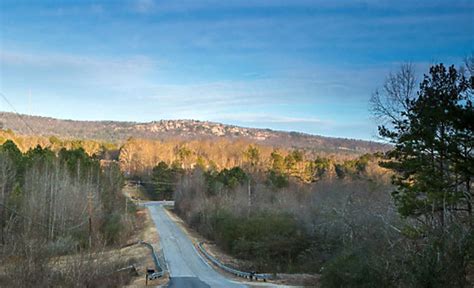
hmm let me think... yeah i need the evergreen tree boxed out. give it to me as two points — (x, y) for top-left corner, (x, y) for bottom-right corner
(244, 145), (260, 169)
(270, 150), (285, 173)
(380, 64), (473, 228)
(151, 161), (175, 200)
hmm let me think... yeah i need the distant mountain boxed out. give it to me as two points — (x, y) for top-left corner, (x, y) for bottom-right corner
(0, 112), (389, 154)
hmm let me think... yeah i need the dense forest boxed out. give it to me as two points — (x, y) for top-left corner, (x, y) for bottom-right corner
(118, 137), (377, 179)
(0, 129), (119, 158)
(0, 141), (135, 287)
(0, 127), (379, 184)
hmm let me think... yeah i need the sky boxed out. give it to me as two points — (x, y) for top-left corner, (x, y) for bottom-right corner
(0, 0), (473, 140)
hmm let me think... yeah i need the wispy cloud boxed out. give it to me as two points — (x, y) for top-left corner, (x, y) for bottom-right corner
(213, 113), (327, 125)
(0, 50), (155, 71)
(0, 50), (157, 90)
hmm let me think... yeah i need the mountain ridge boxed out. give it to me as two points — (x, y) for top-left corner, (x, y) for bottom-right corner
(0, 111), (388, 154)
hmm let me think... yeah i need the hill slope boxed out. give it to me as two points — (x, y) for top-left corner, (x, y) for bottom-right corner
(0, 112), (388, 154)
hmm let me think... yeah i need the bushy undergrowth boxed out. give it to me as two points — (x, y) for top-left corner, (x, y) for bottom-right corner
(193, 208), (309, 272)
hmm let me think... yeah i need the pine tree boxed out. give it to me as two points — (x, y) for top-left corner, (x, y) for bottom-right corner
(380, 64), (473, 229)
(151, 161), (175, 200)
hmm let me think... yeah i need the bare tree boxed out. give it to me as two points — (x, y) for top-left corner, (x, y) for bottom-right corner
(464, 53), (474, 76)
(369, 63), (418, 126)
(0, 151), (15, 245)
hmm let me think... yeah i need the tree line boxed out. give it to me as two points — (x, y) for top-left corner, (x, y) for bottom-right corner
(144, 150), (384, 200)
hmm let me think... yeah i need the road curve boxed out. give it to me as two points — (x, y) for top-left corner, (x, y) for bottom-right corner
(147, 203), (246, 288)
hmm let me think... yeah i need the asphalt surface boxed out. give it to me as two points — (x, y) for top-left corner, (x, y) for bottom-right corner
(167, 277), (210, 288)
(147, 203), (246, 288)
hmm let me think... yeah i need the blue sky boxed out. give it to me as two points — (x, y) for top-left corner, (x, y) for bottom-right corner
(0, 0), (473, 140)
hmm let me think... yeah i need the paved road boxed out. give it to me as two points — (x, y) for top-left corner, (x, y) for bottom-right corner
(167, 277), (210, 288)
(147, 203), (246, 288)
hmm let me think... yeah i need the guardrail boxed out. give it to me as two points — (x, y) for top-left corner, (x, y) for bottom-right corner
(139, 240), (167, 280)
(196, 242), (272, 281)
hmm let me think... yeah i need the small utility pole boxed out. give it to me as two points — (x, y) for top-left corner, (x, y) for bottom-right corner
(87, 191), (93, 249)
(247, 178), (251, 217)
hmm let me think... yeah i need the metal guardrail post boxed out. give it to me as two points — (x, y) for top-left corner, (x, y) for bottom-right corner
(139, 240), (166, 279)
(196, 242), (272, 281)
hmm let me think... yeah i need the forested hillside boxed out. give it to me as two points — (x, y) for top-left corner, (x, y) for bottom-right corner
(0, 112), (388, 154)
(0, 128), (384, 186)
